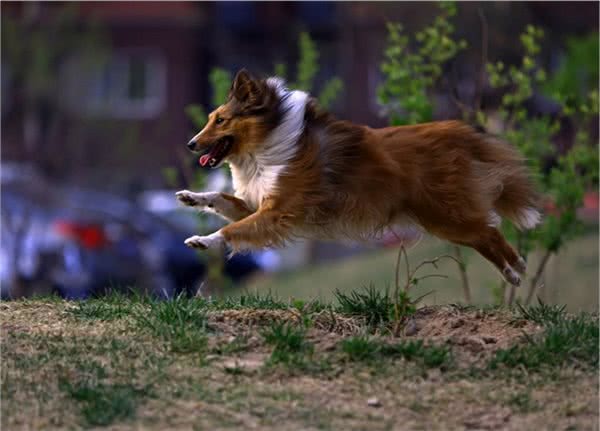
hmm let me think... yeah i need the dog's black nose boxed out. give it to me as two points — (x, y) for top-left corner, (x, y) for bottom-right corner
(187, 139), (196, 150)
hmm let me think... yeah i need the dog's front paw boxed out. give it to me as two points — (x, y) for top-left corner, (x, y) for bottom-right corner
(176, 190), (200, 207)
(184, 235), (209, 249)
(184, 232), (224, 250)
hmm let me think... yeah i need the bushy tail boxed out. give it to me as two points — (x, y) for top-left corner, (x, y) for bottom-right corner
(495, 171), (541, 230)
(475, 132), (542, 230)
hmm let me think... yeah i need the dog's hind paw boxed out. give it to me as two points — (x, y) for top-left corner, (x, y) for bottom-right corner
(502, 266), (521, 287)
(514, 256), (527, 275)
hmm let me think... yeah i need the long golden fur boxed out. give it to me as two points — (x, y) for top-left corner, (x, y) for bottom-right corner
(176, 70), (541, 286)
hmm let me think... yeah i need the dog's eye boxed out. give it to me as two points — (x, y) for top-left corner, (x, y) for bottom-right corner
(215, 117), (225, 125)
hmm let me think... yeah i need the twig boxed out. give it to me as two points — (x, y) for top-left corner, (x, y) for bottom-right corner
(525, 250), (553, 305)
(410, 254), (460, 283)
(507, 283), (517, 306)
(447, 69), (473, 119)
(394, 245), (403, 295)
(499, 281), (507, 306)
(453, 246), (472, 304)
(415, 274), (448, 282)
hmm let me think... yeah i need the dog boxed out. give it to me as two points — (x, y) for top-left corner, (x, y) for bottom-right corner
(176, 69), (541, 286)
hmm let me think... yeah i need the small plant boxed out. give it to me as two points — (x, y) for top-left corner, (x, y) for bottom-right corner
(381, 340), (452, 369)
(133, 294), (210, 353)
(516, 298), (567, 326)
(506, 390), (539, 413)
(341, 337), (452, 369)
(68, 290), (142, 321)
(212, 335), (251, 356)
(334, 285), (393, 328)
(217, 290), (289, 310)
(392, 246), (457, 334)
(60, 377), (147, 427)
(262, 322), (314, 367)
(341, 336), (380, 362)
(490, 312), (599, 371)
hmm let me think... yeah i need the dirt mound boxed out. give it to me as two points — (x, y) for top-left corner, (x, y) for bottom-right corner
(207, 305), (542, 362)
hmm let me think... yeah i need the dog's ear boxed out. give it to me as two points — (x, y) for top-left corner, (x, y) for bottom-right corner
(231, 69), (262, 105)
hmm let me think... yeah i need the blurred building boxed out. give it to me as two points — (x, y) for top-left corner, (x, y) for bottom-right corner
(1, 1), (598, 190)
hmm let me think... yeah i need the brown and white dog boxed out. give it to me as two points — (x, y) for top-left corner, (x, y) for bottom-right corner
(176, 69), (541, 286)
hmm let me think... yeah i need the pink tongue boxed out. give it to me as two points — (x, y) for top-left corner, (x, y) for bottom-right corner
(199, 154), (211, 166)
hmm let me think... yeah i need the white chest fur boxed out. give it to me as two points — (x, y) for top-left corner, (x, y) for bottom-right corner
(230, 160), (282, 210)
(228, 78), (308, 211)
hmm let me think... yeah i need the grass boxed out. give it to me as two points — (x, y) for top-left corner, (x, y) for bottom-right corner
(69, 290), (142, 321)
(341, 336), (452, 369)
(262, 322), (314, 367)
(2, 290), (598, 430)
(491, 301), (599, 372)
(132, 294), (210, 353)
(334, 285), (393, 328)
(215, 290), (290, 310)
(505, 390), (539, 413)
(516, 298), (567, 326)
(60, 378), (147, 427)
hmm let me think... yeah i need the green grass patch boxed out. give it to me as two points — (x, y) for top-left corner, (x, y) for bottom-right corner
(132, 294), (209, 353)
(516, 298), (567, 326)
(505, 390), (539, 413)
(490, 312), (599, 371)
(335, 285), (393, 328)
(216, 290), (290, 310)
(68, 291), (140, 321)
(341, 336), (452, 369)
(60, 378), (148, 427)
(340, 336), (380, 361)
(262, 322), (314, 367)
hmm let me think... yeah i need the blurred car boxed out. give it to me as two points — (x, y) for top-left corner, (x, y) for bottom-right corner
(1, 165), (261, 299)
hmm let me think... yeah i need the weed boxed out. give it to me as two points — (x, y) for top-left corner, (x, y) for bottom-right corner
(490, 312), (599, 371)
(506, 390), (539, 413)
(517, 298), (567, 326)
(217, 290), (289, 310)
(69, 295), (133, 321)
(133, 294), (209, 353)
(381, 340), (452, 369)
(341, 337), (452, 369)
(61, 378), (146, 426)
(341, 336), (380, 362)
(262, 322), (313, 366)
(212, 335), (251, 356)
(335, 285), (393, 328)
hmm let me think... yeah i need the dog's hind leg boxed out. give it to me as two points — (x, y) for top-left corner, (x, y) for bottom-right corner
(423, 219), (523, 286)
(176, 190), (253, 222)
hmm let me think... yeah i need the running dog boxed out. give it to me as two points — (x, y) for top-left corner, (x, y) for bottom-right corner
(176, 69), (540, 286)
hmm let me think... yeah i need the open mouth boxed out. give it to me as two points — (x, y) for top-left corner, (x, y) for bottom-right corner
(198, 136), (233, 168)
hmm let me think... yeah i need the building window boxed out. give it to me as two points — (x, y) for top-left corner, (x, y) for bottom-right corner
(64, 49), (167, 119)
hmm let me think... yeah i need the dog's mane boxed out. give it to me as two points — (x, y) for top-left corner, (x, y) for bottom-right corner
(229, 77), (309, 210)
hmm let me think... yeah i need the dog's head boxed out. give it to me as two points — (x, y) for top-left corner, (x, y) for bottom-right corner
(187, 69), (283, 168)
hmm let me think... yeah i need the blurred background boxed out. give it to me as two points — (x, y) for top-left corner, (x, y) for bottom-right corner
(1, 1), (598, 310)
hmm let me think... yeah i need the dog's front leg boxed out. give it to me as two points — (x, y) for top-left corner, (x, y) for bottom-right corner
(184, 205), (291, 252)
(175, 190), (253, 222)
